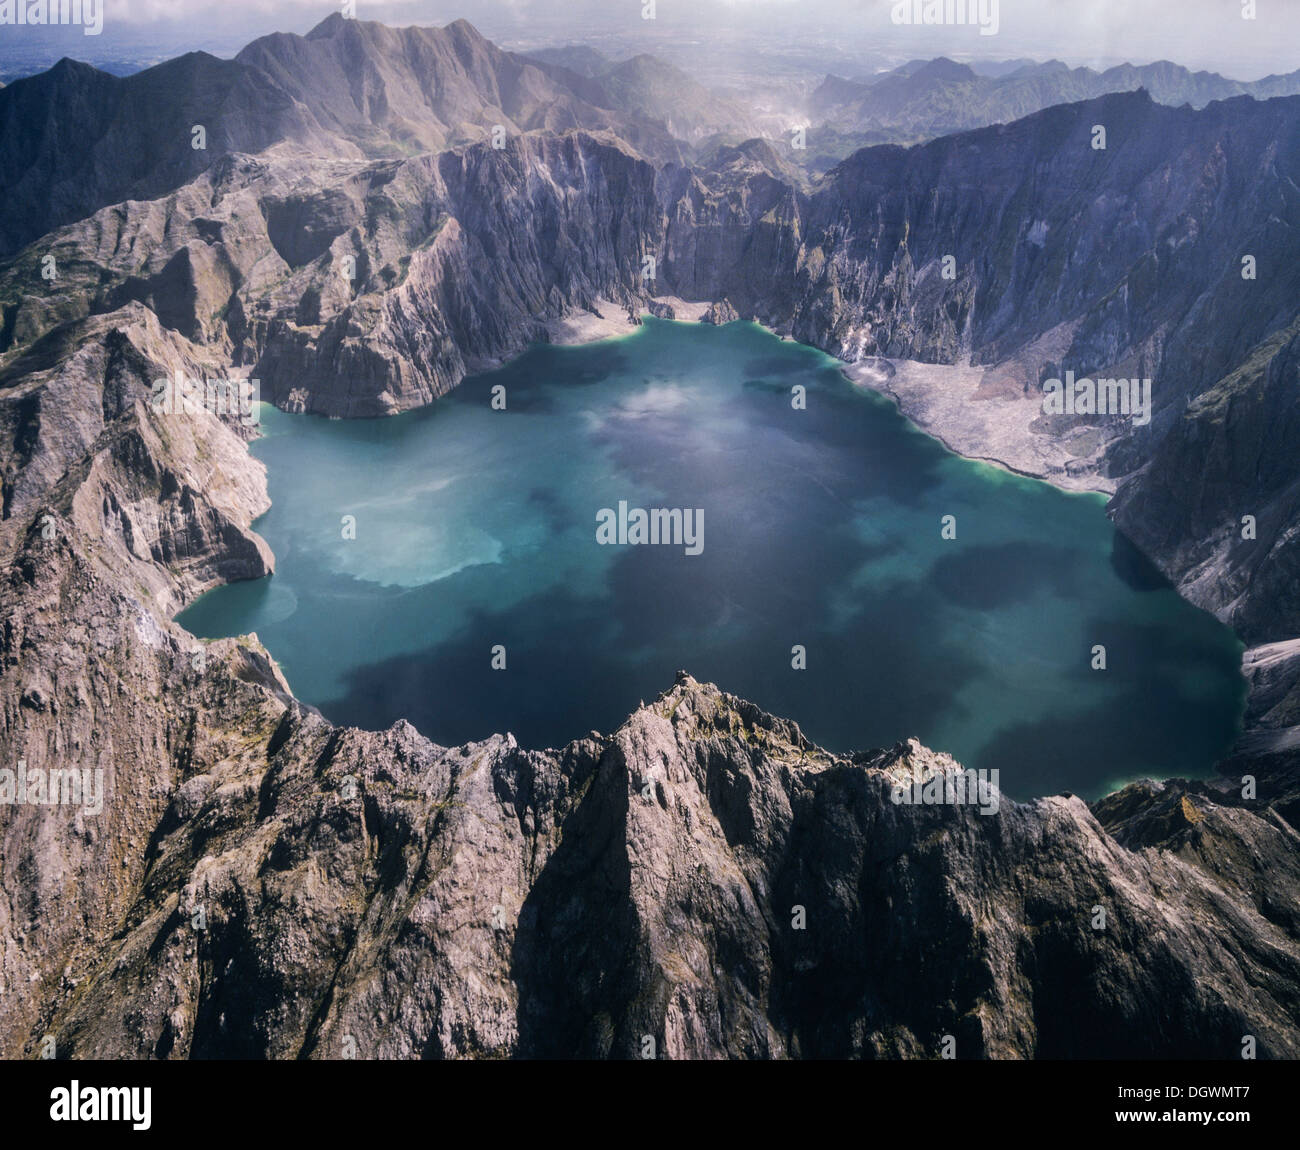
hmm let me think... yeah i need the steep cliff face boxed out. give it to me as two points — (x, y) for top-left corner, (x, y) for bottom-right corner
(10, 655), (1300, 1059)
(4, 80), (1298, 672)
(1, 285), (1297, 1060)
(0, 303), (283, 1051)
(714, 90), (1299, 412)
(1, 133), (665, 416)
(1109, 322), (1300, 645)
(0, 14), (684, 261)
(17, 90), (1296, 423)
(2, 21), (1300, 1059)
(244, 132), (669, 414)
(0, 54), (349, 258)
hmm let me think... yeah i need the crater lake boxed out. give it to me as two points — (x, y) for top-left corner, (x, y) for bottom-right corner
(178, 319), (1246, 799)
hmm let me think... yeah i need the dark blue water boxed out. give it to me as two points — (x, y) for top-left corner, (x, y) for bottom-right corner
(179, 319), (1245, 798)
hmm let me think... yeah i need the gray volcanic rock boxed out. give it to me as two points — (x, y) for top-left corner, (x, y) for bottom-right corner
(0, 304), (272, 611)
(244, 132), (666, 415)
(0, 54), (347, 257)
(8, 658), (1300, 1059)
(1, 132), (666, 416)
(1110, 321), (1300, 645)
(0, 304), (280, 1051)
(1236, 640), (1300, 754)
(1, 291), (1296, 1059)
(701, 299), (739, 325)
(2, 19), (1300, 1061)
(783, 91), (1298, 387)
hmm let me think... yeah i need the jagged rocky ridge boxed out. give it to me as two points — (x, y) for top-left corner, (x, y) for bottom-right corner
(1, 223), (1297, 1067)
(1, 327), (1297, 1056)
(808, 55), (1300, 152)
(0, 15), (684, 259)
(2, 17), (1300, 1058)
(5, 55), (1298, 653)
(21, 668), (1300, 1060)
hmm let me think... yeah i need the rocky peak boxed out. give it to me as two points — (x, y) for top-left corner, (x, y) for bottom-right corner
(910, 57), (978, 85)
(2, 16), (1300, 1061)
(305, 12), (349, 39)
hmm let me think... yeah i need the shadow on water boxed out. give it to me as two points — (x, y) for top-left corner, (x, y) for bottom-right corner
(928, 542), (1085, 610)
(319, 540), (989, 759)
(1109, 528), (1174, 592)
(182, 319), (1247, 798)
(445, 342), (632, 414)
(973, 613), (1246, 798)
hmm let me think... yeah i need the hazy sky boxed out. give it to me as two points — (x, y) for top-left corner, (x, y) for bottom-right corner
(6, 0), (1295, 79)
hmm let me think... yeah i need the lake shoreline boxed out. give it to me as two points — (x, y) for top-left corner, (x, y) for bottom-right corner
(520, 303), (1274, 775)
(185, 319), (1246, 799)
(536, 301), (1117, 499)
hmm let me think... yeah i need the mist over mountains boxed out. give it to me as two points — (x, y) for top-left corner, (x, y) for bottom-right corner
(812, 54), (1300, 139)
(1, 13), (1299, 1061)
(7, 11), (1300, 256)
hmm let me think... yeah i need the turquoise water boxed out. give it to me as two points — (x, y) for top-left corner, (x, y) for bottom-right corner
(179, 319), (1245, 799)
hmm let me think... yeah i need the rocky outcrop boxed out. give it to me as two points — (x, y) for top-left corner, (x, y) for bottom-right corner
(701, 298), (739, 325)
(1109, 321), (1300, 644)
(1236, 640), (1300, 754)
(1, 133), (667, 416)
(2, 18), (1300, 1060)
(0, 303), (281, 1051)
(7, 655), (1300, 1058)
(0, 304), (271, 610)
(1, 273), (1297, 1060)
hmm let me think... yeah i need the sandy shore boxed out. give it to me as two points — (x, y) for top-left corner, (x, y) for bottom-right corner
(842, 358), (1118, 496)
(544, 296), (714, 346)
(545, 301), (1290, 751)
(546, 300), (1116, 497)
(543, 298), (640, 344)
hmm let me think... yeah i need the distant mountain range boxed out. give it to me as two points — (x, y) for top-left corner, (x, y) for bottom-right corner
(2, 15), (1299, 1060)
(811, 55), (1300, 144)
(0, 15), (687, 257)
(7, 16), (1299, 257)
